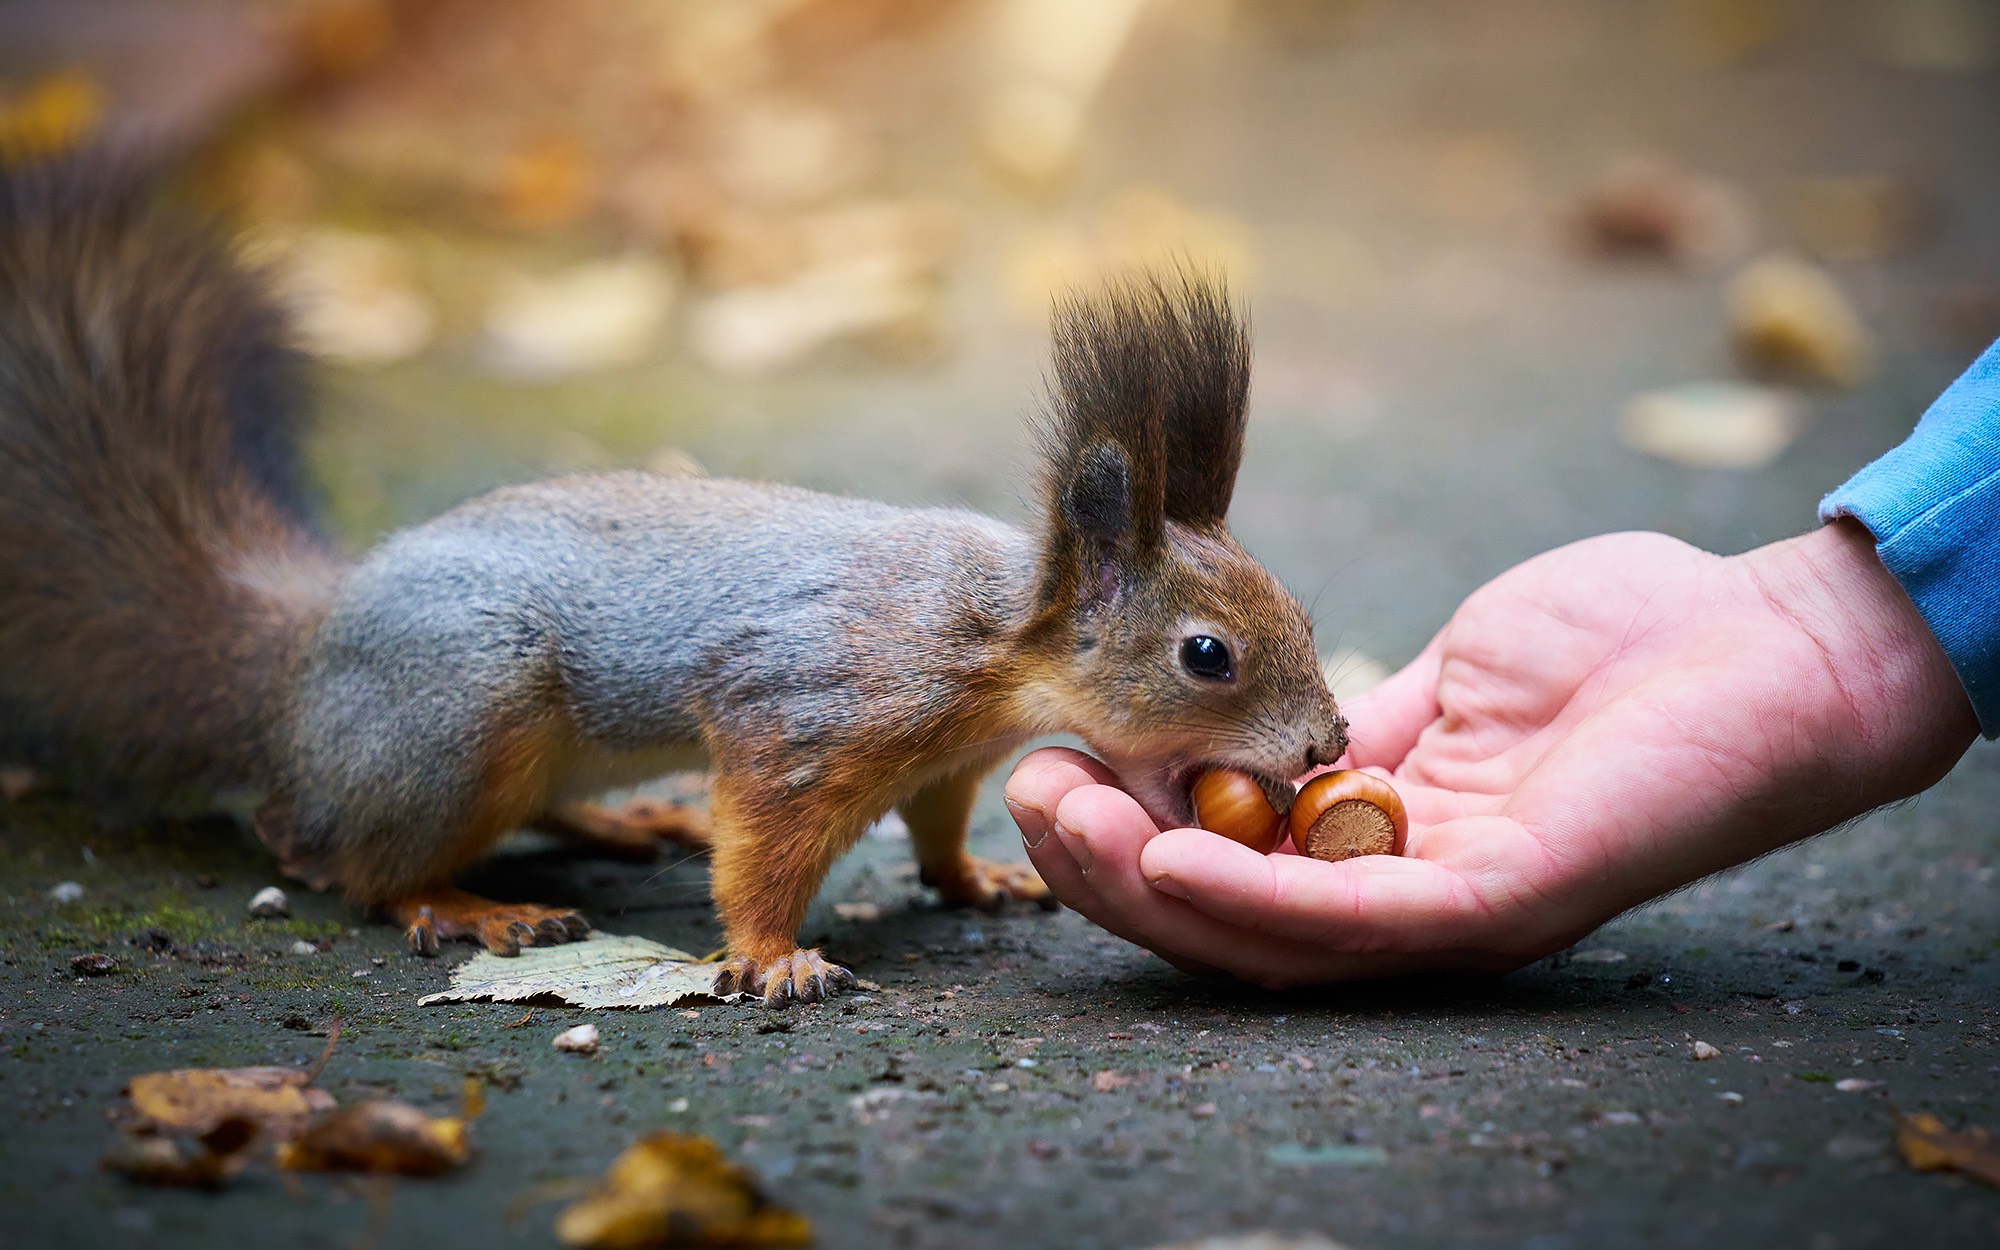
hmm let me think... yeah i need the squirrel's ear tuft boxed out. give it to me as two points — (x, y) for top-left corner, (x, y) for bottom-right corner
(1150, 274), (1250, 529)
(1036, 271), (1249, 542)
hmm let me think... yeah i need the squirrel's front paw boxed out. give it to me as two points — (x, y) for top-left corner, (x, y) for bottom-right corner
(921, 855), (1057, 913)
(713, 949), (856, 1008)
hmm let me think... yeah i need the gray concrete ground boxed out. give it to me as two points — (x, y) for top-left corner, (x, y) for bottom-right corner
(3, 2), (1999, 1247)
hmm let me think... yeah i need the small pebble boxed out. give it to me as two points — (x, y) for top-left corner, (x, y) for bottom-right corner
(1190, 1103), (1218, 1119)
(1834, 1078), (1880, 1093)
(47, 881), (84, 905)
(1717, 1091), (1745, 1105)
(351, 969), (371, 979)
(70, 953), (118, 976)
(247, 886), (289, 918)
(1691, 1041), (1721, 1061)
(289, 940), (320, 956)
(554, 1023), (601, 1055)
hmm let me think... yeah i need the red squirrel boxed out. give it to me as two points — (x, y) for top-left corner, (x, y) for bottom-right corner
(0, 161), (1346, 1006)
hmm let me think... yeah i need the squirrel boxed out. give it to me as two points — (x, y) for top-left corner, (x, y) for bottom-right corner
(0, 159), (1347, 1006)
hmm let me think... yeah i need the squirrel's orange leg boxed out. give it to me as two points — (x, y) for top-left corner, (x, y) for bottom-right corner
(704, 772), (861, 1008)
(901, 768), (1056, 911)
(385, 887), (591, 957)
(534, 799), (712, 861)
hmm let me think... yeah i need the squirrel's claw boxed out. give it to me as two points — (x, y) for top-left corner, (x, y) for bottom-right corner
(405, 906), (442, 957)
(923, 855), (1057, 912)
(712, 949), (855, 1008)
(385, 889), (591, 958)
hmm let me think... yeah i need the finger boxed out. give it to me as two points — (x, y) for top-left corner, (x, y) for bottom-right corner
(1137, 817), (1532, 956)
(1338, 635), (1445, 772)
(1044, 784), (1402, 986)
(1005, 747), (1122, 848)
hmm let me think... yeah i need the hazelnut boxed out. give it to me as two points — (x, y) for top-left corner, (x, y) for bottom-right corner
(1190, 769), (1286, 854)
(1288, 771), (1407, 862)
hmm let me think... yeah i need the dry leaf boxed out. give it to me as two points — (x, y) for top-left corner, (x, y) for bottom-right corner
(1729, 254), (1877, 388)
(102, 1118), (259, 1189)
(555, 1132), (811, 1249)
(119, 1020), (340, 1140)
(483, 256), (674, 378)
(1571, 157), (1752, 268)
(420, 932), (745, 1010)
(256, 228), (435, 364)
(1622, 382), (1800, 471)
(1897, 1112), (2000, 1187)
(1005, 188), (1257, 320)
(276, 1100), (472, 1176)
(123, 1066), (335, 1140)
(688, 256), (935, 375)
(979, 0), (1151, 186)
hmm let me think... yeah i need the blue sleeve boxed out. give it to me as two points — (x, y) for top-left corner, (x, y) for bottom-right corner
(1819, 338), (2000, 737)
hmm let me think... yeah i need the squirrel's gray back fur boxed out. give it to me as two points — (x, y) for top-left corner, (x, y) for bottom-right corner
(271, 471), (1040, 888)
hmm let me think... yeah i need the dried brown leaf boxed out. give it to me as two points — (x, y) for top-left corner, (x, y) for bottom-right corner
(276, 1101), (472, 1176)
(1898, 1112), (2000, 1187)
(101, 1117), (260, 1188)
(555, 1132), (811, 1249)
(123, 1066), (334, 1140)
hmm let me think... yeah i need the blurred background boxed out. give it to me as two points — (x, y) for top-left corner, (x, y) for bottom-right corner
(2, 0), (1996, 678)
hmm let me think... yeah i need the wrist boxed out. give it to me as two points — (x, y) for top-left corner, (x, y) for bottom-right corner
(1743, 518), (1976, 785)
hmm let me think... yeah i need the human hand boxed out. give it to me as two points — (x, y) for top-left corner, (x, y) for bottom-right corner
(1005, 521), (1977, 987)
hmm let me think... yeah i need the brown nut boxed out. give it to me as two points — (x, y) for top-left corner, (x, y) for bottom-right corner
(1288, 770), (1407, 862)
(1190, 769), (1287, 854)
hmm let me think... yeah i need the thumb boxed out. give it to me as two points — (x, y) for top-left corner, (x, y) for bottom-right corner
(1336, 634), (1443, 772)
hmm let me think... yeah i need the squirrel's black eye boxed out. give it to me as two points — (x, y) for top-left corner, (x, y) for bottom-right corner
(1180, 635), (1234, 682)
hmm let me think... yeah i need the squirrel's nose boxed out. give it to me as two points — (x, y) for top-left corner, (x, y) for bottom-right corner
(1303, 716), (1349, 772)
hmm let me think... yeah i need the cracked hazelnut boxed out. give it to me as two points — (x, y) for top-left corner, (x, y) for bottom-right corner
(1289, 770), (1407, 862)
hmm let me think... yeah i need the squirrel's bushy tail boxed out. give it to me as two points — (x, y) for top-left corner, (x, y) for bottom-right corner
(0, 159), (345, 787)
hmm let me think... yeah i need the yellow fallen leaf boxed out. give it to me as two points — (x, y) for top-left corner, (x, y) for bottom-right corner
(276, 1100), (472, 1176)
(124, 1066), (334, 1140)
(556, 1132), (811, 1249)
(1898, 1112), (2000, 1187)
(1729, 254), (1877, 388)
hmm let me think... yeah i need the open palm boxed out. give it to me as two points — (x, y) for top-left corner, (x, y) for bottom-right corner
(1005, 524), (1974, 987)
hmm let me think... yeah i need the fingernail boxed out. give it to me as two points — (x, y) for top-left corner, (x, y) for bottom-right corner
(1147, 870), (1188, 900)
(1052, 818), (1092, 873)
(1006, 798), (1050, 850)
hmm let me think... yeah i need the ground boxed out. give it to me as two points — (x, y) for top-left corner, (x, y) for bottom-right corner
(1, 1), (1998, 1247)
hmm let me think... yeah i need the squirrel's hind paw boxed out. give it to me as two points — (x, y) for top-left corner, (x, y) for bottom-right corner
(713, 949), (856, 1008)
(536, 799), (713, 861)
(922, 856), (1058, 913)
(387, 889), (591, 958)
